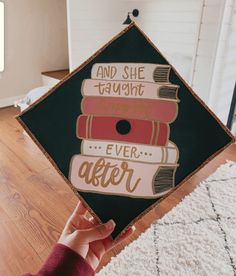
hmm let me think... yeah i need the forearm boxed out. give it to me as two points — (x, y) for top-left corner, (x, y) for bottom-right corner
(23, 243), (94, 276)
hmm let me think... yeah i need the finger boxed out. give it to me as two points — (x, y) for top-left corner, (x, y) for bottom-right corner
(68, 202), (87, 226)
(64, 202), (88, 232)
(89, 240), (106, 261)
(85, 250), (99, 270)
(80, 216), (99, 229)
(88, 216), (100, 226)
(99, 236), (113, 251)
(109, 226), (135, 250)
(88, 226), (134, 257)
(68, 214), (98, 233)
(79, 219), (116, 242)
(74, 216), (95, 229)
(72, 201), (87, 217)
(116, 226), (135, 243)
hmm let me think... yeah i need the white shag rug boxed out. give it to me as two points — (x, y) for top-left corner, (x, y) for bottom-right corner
(98, 161), (236, 276)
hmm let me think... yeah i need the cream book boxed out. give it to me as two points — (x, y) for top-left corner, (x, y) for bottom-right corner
(81, 139), (179, 164)
(69, 155), (178, 199)
(81, 79), (179, 101)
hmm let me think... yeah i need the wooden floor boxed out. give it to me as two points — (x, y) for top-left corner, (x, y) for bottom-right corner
(0, 106), (235, 275)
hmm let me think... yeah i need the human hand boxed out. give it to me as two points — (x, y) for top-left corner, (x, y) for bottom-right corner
(58, 201), (134, 270)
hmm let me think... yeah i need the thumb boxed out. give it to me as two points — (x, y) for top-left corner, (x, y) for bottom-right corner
(79, 219), (116, 242)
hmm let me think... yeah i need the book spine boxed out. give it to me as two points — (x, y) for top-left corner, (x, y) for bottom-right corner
(91, 63), (171, 83)
(81, 97), (178, 123)
(81, 140), (179, 164)
(81, 79), (179, 101)
(69, 155), (177, 198)
(77, 115), (169, 146)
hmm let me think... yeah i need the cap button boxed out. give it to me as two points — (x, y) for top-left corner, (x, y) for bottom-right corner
(116, 120), (131, 135)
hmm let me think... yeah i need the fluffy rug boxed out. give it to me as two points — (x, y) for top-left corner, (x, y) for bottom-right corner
(98, 161), (236, 276)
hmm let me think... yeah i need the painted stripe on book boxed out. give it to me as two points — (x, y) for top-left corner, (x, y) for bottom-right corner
(85, 115), (89, 138)
(150, 120), (155, 145)
(89, 115), (93, 138)
(154, 122), (160, 146)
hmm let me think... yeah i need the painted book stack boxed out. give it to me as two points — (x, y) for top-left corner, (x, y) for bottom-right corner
(70, 63), (180, 199)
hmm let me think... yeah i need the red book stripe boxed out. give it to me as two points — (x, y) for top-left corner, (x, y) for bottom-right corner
(77, 115), (169, 146)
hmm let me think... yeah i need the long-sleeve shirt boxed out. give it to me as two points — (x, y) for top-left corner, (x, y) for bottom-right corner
(23, 243), (95, 276)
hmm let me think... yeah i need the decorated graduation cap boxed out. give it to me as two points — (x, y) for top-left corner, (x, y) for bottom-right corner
(17, 23), (234, 239)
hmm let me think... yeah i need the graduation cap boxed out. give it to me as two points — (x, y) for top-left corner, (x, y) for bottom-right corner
(17, 23), (234, 239)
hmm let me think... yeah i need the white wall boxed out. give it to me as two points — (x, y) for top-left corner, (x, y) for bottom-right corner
(208, 0), (236, 124)
(67, 0), (203, 82)
(191, 0), (227, 103)
(0, 0), (69, 107)
(67, 0), (236, 126)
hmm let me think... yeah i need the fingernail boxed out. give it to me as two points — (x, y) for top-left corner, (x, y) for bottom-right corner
(89, 216), (95, 224)
(106, 219), (116, 230)
(131, 225), (136, 231)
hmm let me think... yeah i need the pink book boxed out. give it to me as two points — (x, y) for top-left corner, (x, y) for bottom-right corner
(81, 96), (178, 123)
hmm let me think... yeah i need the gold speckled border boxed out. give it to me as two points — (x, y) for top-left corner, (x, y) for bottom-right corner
(16, 22), (235, 241)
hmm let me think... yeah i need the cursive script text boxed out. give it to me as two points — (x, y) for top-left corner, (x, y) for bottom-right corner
(78, 158), (141, 193)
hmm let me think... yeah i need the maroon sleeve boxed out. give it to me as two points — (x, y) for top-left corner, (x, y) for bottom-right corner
(22, 243), (95, 276)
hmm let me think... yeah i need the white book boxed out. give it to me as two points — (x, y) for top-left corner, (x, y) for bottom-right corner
(69, 154), (178, 199)
(81, 139), (179, 164)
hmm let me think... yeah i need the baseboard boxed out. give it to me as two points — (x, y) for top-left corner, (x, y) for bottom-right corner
(0, 94), (25, 108)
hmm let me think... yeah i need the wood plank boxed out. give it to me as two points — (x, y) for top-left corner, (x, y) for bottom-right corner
(0, 108), (77, 207)
(0, 107), (77, 261)
(0, 150), (76, 261)
(0, 209), (42, 276)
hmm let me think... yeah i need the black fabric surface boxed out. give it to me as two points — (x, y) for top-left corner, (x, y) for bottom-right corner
(19, 25), (233, 238)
